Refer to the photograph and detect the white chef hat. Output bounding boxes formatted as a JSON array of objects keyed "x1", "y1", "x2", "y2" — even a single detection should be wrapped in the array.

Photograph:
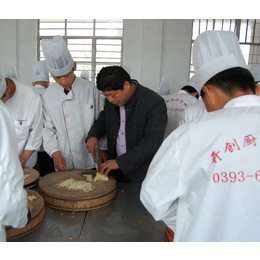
[
  {"x1": 33, "y1": 61, "x2": 49, "y2": 82},
  {"x1": 185, "y1": 75, "x2": 198, "y2": 91},
  {"x1": 5, "y1": 67, "x2": 19, "y2": 80},
  {"x1": 249, "y1": 64, "x2": 260, "y2": 83},
  {"x1": 158, "y1": 75, "x2": 171, "y2": 95},
  {"x1": 80, "y1": 70, "x2": 90, "y2": 81},
  {"x1": 0, "y1": 73, "x2": 6, "y2": 98},
  {"x1": 41, "y1": 36, "x2": 74, "y2": 77},
  {"x1": 193, "y1": 30, "x2": 250, "y2": 93}
]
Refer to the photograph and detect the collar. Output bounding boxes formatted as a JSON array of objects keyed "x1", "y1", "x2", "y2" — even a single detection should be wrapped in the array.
[
  {"x1": 224, "y1": 94, "x2": 260, "y2": 109},
  {"x1": 124, "y1": 80, "x2": 139, "y2": 108}
]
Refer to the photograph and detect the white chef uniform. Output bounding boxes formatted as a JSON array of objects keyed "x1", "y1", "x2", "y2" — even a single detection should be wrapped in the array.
[
  {"x1": 5, "y1": 79, "x2": 43, "y2": 168},
  {"x1": 0, "y1": 76, "x2": 28, "y2": 242},
  {"x1": 141, "y1": 30, "x2": 258, "y2": 242},
  {"x1": 162, "y1": 90, "x2": 197, "y2": 138},
  {"x1": 179, "y1": 98, "x2": 207, "y2": 125},
  {"x1": 42, "y1": 76, "x2": 105, "y2": 170},
  {"x1": 141, "y1": 95, "x2": 260, "y2": 241}
]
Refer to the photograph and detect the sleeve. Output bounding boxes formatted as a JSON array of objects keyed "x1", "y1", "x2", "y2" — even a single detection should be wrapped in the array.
[
  {"x1": 86, "y1": 101, "x2": 107, "y2": 144},
  {"x1": 0, "y1": 102, "x2": 28, "y2": 230},
  {"x1": 24, "y1": 95, "x2": 43, "y2": 151},
  {"x1": 179, "y1": 108, "x2": 188, "y2": 126},
  {"x1": 116, "y1": 97, "x2": 167, "y2": 174},
  {"x1": 93, "y1": 87, "x2": 107, "y2": 150},
  {"x1": 42, "y1": 98, "x2": 60, "y2": 157},
  {"x1": 140, "y1": 132, "x2": 184, "y2": 232}
]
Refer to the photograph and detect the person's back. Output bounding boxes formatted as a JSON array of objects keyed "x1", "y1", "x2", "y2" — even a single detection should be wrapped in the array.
[
  {"x1": 140, "y1": 30, "x2": 260, "y2": 242},
  {"x1": 162, "y1": 90, "x2": 197, "y2": 138},
  {"x1": 179, "y1": 98, "x2": 207, "y2": 125},
  {"x1": 160, "y1": 95, "x2": 260, "y2": 241},
  {"x1": 0, "y1": 75, "x2": 32, "y2": 241}
]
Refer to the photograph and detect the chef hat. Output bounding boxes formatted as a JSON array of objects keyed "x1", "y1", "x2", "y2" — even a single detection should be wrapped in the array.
[
  {"x1": 249, "y1": 64, "x2": 260, "y2": 83},
  {"x1": 0, "y1": 73, "x2": 6, "y2": 98},
  {"x1": 185, "y1": 75, "x2": 198, "y2": 91},
  {"x1": 80, "y1": 70, "x2": 90, "y2": 81},
  {"x1": 41, "y1": 36, "x2": 74, "y2": 77},
  {"x1": 5, "y1": 67, "x2": 19, "y2": 80},
  {"x1": 158, "y1": 75, "x2": 171, "y2": 95},
  {"x1": 33, "y1": 61, "x2": 49, "y2": 82},
  {"x1": 193, "y1": 30, "x2": 250, "y2": 93}
]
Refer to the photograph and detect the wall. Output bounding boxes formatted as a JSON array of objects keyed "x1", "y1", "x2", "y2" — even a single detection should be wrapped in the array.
[
  {"x1": 0, "y1": 19, "x2": 37, "y2": 86},
  {"x1": 122, "y1": 19, "x2": 193, "y2": 93},
  {"x1": 0, "y1": 19, "x2": 193, "y2": 92}
]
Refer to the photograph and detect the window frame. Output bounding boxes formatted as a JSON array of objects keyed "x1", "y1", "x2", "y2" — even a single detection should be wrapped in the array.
[
  {"x1": 189, "y1": 19, "x2": 260, "y2": 79},
  {"x1": 37, "y1": 19, "x2": 124, "y2": 83}
]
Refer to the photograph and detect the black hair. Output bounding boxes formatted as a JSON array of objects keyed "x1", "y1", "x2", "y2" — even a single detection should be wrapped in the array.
[
  {"x1": 201, "y1": 67, "x2": 255, "y2": 98},
  {"x1": 181, "y1": 85, "x2": 199, "y2": 99},
  {"x1": 96, "y1": 66, "x2": 131, "y2": 92}
]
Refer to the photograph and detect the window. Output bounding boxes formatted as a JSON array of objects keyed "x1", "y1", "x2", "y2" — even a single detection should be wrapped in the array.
[
  {"x1": 38, "y1": 19, "x2": 123, "y2": 83},
  {"x1": 190, "y1": 19, "x2": 260, "y2": 79}
]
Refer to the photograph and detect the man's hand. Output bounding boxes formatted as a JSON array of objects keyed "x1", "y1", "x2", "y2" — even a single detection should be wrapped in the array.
[
  {"x1": 86, "y1": 137, "x2": 99, "y2": 158},
  {"x1": 99, "y1": 159, "x2": 119, "y2": 176},
  {"x1": 27, "y1": 199, "x2": 33, "y2": 213},
  {"x1": 19, "y1": 150, "x2": 34, "y2": 167},
  {"x1": 99, "y1": 150, "x2": 108, "y2": 166},
  {"x1": 52, "y1": 151, "x2": 66, "y2": 171}
]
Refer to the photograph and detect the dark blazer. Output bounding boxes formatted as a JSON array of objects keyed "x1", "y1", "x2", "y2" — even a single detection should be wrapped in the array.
[{"x1": 86, "y1": 80, "x2": 167, "y2": 183}]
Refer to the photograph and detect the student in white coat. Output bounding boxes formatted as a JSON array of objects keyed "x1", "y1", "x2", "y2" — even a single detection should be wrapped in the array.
[
  {"x1": 41, "y1": 36, "x2": 105, "y2": 171},
  {"x1": 1, "y1": 74, "x2": 43, "y2": 168},
  {"x1": 140, "y1": 30, "x2": 260, "y2": 242},
  {"x1": 161, "y1": 76, "x2": 198, "y2": 139},
  {"x1": 32, "y1": 61, "x2": 49, "y2": 96},
  {"x1": 32, "y1": 61, "x2": 55, "y2": 176},
  {"x1": 179, "y1": 98, "x2": 207, "y2": 125},
  {"x1": 0, "y1": 74, "x2": 33, "y2": 242}
]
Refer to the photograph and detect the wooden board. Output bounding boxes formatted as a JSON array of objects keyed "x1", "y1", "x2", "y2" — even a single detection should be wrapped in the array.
[
  {"x1": 38, "y1": 169, "x2": 116, "y2": 211},
  {"x1": 6, "y1": 189, "x2": 45, "y2": 240},
  {"x1": 23, "y1": 167, "x2": 40, "y2": 189}
]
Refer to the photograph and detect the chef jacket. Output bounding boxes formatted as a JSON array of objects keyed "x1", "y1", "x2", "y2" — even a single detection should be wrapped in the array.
[
  {"x1": 0, "y1": 100, "x2": 29, "y2": 242},
  {"x1": 33, "y1": 84, "x2": 46, "y2": 96},
  {"x1": 140, "y1": 94, "x2": 260, "y2": 241},
  {"x1": 162, "y1": 90, "x2": 197, "y2": 139},
  {"x1": 179, "y1": 98, "x2": 207, "y2": 125},
  {"x1": 42, "y1": 77, "x2": 105, "y2": 170},
  {"x1": 5, "y1": 79, "x2": 43, "y2": 168}
]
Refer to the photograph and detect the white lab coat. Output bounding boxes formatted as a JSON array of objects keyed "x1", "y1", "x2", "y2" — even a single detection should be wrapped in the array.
[
  {"x1": 179, "y1": 98, "x2": 207, "y2": 125},
  {"x1": 162, "y1": 90, "x2": 198, "y2": 139},
  {"x1": 5, "y1": 79, "x2": 43, "y2": 168},
  {"x1": 0, "y1": 100, "x2": 28, "y2": 242},
  {"x1": 140, "y1": 95, "x2": 260, "y2": 241},
  {"x1": 42, "y1": 77, "x2": 105, "y2": 170}
]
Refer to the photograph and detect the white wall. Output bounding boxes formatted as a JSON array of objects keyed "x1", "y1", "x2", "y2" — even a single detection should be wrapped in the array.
[
  {"x1": 122, "y1": 19, "x2": 193, "y2": 93},
  {"x1": 0, "y1": 19, "x2": 193, "y2": 92},
  {"x1": 0, "y1": 19, "x2": 37, "y2": 86}
]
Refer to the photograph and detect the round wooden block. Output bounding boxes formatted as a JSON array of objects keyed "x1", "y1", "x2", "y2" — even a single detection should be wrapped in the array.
[
  {"x1": 23, "y1": 167, "x2": 40, "y2": 189},
  {"x1": 38, "y1": 169, "x2": 116, "y2": 211},
  {"x1": 6, "y1": 189, "x2": 45, "y2": 240}
]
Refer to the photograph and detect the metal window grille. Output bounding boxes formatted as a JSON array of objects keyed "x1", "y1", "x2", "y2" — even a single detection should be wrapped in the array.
[
  {"x1": 37, "y1": 19, "x2": 123, "y2": 83},
  {"x1": 190, "y1": 19, "x2": 260, "y2": 79}
]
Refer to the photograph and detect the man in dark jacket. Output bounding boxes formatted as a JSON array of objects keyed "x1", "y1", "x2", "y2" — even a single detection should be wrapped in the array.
[{"x1": 86, "y1": 66, "x2": 167, "y2": 183}]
